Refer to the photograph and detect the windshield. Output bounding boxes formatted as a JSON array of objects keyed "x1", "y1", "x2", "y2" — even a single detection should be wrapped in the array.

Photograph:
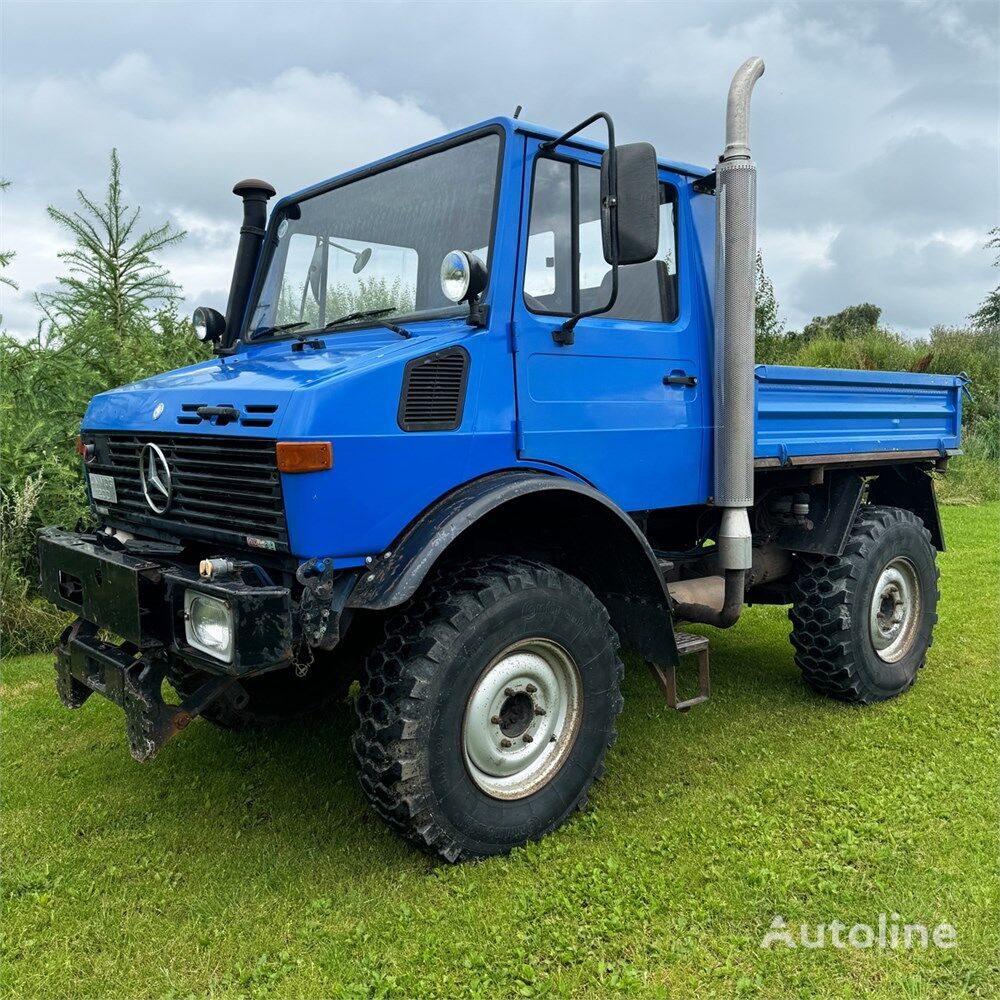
[{"x1": 247, "y1": 132, "x2": 502, "y2": 339}]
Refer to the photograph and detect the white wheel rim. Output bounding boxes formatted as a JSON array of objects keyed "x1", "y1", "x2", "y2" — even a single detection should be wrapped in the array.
[
  {"x1": 868, "y1": 556, "x2": 921, "y2": 663},
  {"x1": 462, "y1": 638, "x2": 583, "y2": 800}
]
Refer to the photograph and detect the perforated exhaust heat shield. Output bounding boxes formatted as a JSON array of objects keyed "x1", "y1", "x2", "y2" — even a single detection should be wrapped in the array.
[{"x1": 713, "y1": 157, "x2": 757, "y2": 509}]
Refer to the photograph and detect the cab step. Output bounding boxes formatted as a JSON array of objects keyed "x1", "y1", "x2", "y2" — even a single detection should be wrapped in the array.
[{"x1": 650, "y1": 631, "x2": 710, "y2": 711}]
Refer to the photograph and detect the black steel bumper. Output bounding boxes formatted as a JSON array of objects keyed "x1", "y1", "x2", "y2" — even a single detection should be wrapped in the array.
[{"x1": 38, "y1": 527, "x2": 295, "y2": 759}]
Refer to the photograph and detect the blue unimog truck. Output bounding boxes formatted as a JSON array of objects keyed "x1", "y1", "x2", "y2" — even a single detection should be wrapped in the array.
[{"x1": 39, "y1": 60, "x2": 966, "y2": 860}]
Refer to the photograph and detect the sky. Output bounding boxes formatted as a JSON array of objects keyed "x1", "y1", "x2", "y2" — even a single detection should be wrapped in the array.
[{"x1": 1, "y1": 0, "x2": 997, "y2": 338}]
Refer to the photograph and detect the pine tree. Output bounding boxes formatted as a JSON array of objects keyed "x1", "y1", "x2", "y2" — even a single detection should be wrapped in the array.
[
  {"x1": 36, "y1": 150, "x2": 185, "y2": 336},
  {"x1": 755, "y1": 251, "x2": 783, "y2": 338},
  {"x1": 969, "y1": 227, "x2": 1000, "y2": 331},
  {"x1": 0, "y1": 179, "x2": 17, "y2": 295}
]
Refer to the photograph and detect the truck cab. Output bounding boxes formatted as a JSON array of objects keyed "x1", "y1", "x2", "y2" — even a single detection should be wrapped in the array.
[{"x1": 39, "y1": 61, "x2": 964, "y2": 861}]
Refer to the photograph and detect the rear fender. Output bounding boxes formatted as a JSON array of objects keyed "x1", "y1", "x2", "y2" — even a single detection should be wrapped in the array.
[{"x1": 867, "y1": 465, "x2": 945, "y2": 551}]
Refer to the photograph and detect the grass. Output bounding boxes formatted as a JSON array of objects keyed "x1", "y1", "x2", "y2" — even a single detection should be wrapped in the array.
[{"x1": 2, "y1": 505, "x2": 997, "y2": 999}]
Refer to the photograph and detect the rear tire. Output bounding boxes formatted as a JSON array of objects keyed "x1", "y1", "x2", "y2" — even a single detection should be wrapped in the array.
[
  {"x1": 789, "y1": 505, "x2": 939, "y2": 704},
  {"x1": 352, "y1": 557, "x2": 624, "y2": 862}
]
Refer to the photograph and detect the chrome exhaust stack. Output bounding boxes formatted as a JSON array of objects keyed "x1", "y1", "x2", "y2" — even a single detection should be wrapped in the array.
[
  {"x1": 673, "y1": 57, "x2": 764, "y2": 629},
  {"x1": 714, "y1": 57, "x2": 764, "y2": 574}
]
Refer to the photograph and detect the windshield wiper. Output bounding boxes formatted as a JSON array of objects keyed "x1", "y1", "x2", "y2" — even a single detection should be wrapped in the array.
[
  {"x1": 251, "y1": 321, "x2": 309, "y2": 340},
  {"x1": 321, "y1": 307, "x2": 412, "y2": 339}
]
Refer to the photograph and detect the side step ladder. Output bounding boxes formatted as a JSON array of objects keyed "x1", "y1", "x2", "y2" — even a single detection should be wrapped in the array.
[{"x1": 650, "y1": 632, "x2": 710, "y2": 711}]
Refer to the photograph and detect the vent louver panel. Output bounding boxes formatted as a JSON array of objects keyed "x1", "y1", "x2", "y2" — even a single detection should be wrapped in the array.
[
  {"x1": 398, "y1": 347, "x2": 470, "y2": 432},
  {"x1": 176, "y1": 403, "x2": 280, "y2": 428},
  {"x1": 88, "y1": 433, "x2": 288, "y2": 550}
]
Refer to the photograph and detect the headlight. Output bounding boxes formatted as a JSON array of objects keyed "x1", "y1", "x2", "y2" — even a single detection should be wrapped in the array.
[{"x1": 184, "y1": 591, "x2": 234, "y2": 662}]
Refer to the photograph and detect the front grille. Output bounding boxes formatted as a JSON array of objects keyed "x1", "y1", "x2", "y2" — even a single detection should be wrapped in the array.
[{"x1": 88, "y1": 433, "x2": 288, "y2": 549}]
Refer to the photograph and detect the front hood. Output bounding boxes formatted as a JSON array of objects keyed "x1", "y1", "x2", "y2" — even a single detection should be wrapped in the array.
[{"x1": 83, "y1": 321, "x2": 466, "y2": 436}]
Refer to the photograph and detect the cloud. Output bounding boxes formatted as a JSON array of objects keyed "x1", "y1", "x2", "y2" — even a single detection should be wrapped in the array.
[
  {"x1": 1, "y1": 1, "x2": 997, "y2": 338},
  {"x1": 2, "y1": 57, "x2": 446, "y2": 333}
]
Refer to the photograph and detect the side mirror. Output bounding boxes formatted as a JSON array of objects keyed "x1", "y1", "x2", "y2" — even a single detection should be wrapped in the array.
[
  {"x1": 601, "y1": 142, "x2": 660, "y2": 266},
  {"x1": 193, "y1": 306, "x2": 226, "y2": 344}
]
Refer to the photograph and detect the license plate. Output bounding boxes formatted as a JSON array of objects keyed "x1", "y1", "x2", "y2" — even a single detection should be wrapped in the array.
[{"x1": 89, "y1": 473, "x2": 118, "y2": 504}]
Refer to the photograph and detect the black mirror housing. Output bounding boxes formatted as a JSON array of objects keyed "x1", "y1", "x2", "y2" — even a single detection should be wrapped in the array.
[{"x1": 601, "y1": 142, "x2": 660, "y2": 266}]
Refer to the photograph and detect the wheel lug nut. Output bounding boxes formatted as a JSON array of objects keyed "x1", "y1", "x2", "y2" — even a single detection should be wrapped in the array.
[
  {"x1": 523, "y1": 733, "x2": 533, "y2": 743},
  {"x1": 550, "y1": 735, "x2": 557, "y2": 743},
  {"x1": 525, "y1": 683, "x2": 537, "y2": 694},
  {"x1": 500, "y1": 738, "x2": 512, "y2": 748},
  {"x1": 504, "y1": 687, "x2": 515, "y2": 697},
  {"x1": 491, "y1": 715, "x2": 500, "y2": 725},
  {"x1": 534, "y1": 707, "x2": 546, "y2": 716}
]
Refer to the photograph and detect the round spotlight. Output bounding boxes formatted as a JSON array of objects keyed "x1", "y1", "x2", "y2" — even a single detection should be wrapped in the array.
[
  {"x1": 192, "y1": 306, "x2": 226, "y2": 343},
  {"x1": 440, "y1": 250, "x2": 488, "y2": 304}
]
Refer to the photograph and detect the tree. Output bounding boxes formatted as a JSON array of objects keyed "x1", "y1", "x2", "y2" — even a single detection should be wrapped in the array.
[
  {"x1": 0, "y1": 180, "x2": 17, "y2": 318},
  {"x1": 802, "y1": 303, "x2": 881, "y2": 342},
  {"x1": 0, "y1": 179, "x2": 16, "y2": 289},
  {"x1": 755, "y1": 251, "x2": 783, "y2": 339},
  {"x1": 969, "y1": 227, "x2": 1000, "y2": 331},
  {"x1": 36, "y1": 150, "x2": 185, "y2": 336}
]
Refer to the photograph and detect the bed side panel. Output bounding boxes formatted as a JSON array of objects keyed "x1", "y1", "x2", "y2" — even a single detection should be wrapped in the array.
[{"x1": 754, "y1": 365, "x2": 964, "y2": 461}]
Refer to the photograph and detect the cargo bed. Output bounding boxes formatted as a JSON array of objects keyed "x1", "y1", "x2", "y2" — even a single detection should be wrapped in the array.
[{"x1": 754, "y1": 366, "x2": 966, "y2": 467}]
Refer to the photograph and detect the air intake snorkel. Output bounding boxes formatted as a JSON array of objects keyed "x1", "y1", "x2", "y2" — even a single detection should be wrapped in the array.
[
  {"x1": 672, "y1": 57, "x2": 764, "y2": 629},
  {"x1": 222, "y1": 178, "x2": 277, "y2": 349}
]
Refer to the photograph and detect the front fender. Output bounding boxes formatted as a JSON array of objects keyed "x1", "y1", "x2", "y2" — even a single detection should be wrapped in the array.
[{"x1": 346, "y1": 470, "x2": 679, "y2": 666}]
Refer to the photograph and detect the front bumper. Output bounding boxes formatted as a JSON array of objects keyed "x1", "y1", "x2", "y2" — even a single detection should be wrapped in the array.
[{"x1": 38, "y1": 527, "x2": 295, "y2": 759}]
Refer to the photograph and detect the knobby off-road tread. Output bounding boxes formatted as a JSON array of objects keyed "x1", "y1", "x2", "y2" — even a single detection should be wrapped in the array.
[
  {"x1": 789, "y1": 505, "x2": 939, "y2": 703},
  {"x1": 352, "y1": 557, "x2": 624, "y2": 862}
]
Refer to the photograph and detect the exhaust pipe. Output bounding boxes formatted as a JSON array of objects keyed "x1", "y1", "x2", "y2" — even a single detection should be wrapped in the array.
[
  {"x1": 224, "y1": 178, "x2": 276, "y2": 345},
  {"x1": 673, "y1": 57, "x2": 764, "y2": 629}
]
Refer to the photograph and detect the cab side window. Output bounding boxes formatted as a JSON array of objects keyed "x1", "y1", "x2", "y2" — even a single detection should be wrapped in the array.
[{"x1": 523, "y1": 155, "x2": 679, "y2": 324}]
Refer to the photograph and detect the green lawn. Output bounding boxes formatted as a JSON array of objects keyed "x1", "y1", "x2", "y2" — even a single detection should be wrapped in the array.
[{"x1": 3, "y1": 505, "x2": 997, "y2": 999}]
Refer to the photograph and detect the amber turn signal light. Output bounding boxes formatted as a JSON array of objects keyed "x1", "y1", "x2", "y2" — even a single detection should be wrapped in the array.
[{"x1": 276, "y1": 441, "x2": 333, "y2": 473}]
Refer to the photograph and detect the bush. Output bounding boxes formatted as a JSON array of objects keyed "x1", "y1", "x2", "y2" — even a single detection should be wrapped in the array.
[
  {"x1": 793, "y1": 327, "x2": 924, "y2": 372},
  {"x1": 0, "y1": 309, "x2": 207, "y2": 651},
  {"x1": 0, "y1": 473, "x2": 70, "y2": 657}
]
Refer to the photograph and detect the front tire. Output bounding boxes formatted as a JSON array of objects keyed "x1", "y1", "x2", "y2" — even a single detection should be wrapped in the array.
[
  {"x1": 352, "y1": 557, "x2": 624, "y2": 861},
  {"x1": 789, "y1": 505, "x2": 939, "y2": 704}
]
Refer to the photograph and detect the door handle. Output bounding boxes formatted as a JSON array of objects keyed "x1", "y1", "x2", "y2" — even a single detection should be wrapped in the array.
[{"x1": 663, "y1": 373, "x2": 697, "y2": 388}]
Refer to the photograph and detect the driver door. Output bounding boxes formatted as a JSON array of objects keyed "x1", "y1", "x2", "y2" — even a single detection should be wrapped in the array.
[{"x1": 512, "y1": 138, "x2": 707, "y2": 512}]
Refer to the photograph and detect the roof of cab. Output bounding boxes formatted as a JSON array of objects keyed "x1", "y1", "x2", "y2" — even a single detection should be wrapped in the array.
[{"x1": 274, "y1": 116, "x2": 712, "y2": 211}]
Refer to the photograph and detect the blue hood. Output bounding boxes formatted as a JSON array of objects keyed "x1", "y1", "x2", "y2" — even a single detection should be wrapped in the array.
[{"x1": 83, "y1": 322, "x2": 466, "y2": 437}]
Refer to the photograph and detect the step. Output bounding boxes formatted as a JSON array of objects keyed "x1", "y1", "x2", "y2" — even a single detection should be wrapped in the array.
[{"x1": 649, "y1": 630, "x2": 710, "y2": 711}]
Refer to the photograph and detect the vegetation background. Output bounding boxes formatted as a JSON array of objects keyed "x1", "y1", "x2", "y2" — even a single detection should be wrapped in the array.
[{"x1": 0, "y1": 158, "x2": 997, "y2": 658}]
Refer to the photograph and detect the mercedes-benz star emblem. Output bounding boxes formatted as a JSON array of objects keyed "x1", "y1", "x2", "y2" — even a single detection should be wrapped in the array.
[{"x1": 139, "y1": 443, "x2": 172, "y2": 514}]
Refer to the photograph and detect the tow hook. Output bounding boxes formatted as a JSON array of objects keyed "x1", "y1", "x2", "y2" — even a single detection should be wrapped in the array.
[{"x1": 295, "y1": 558, "x2": 358, "y2": 652}]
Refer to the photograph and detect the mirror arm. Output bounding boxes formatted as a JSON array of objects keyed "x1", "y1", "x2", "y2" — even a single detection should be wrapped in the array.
[
  {"x1": 542, "y1": 112, "x2": 621, "y2": 347},
  {"x1": 318, "y1": 238, "x2": 330, "y2": 326}
]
